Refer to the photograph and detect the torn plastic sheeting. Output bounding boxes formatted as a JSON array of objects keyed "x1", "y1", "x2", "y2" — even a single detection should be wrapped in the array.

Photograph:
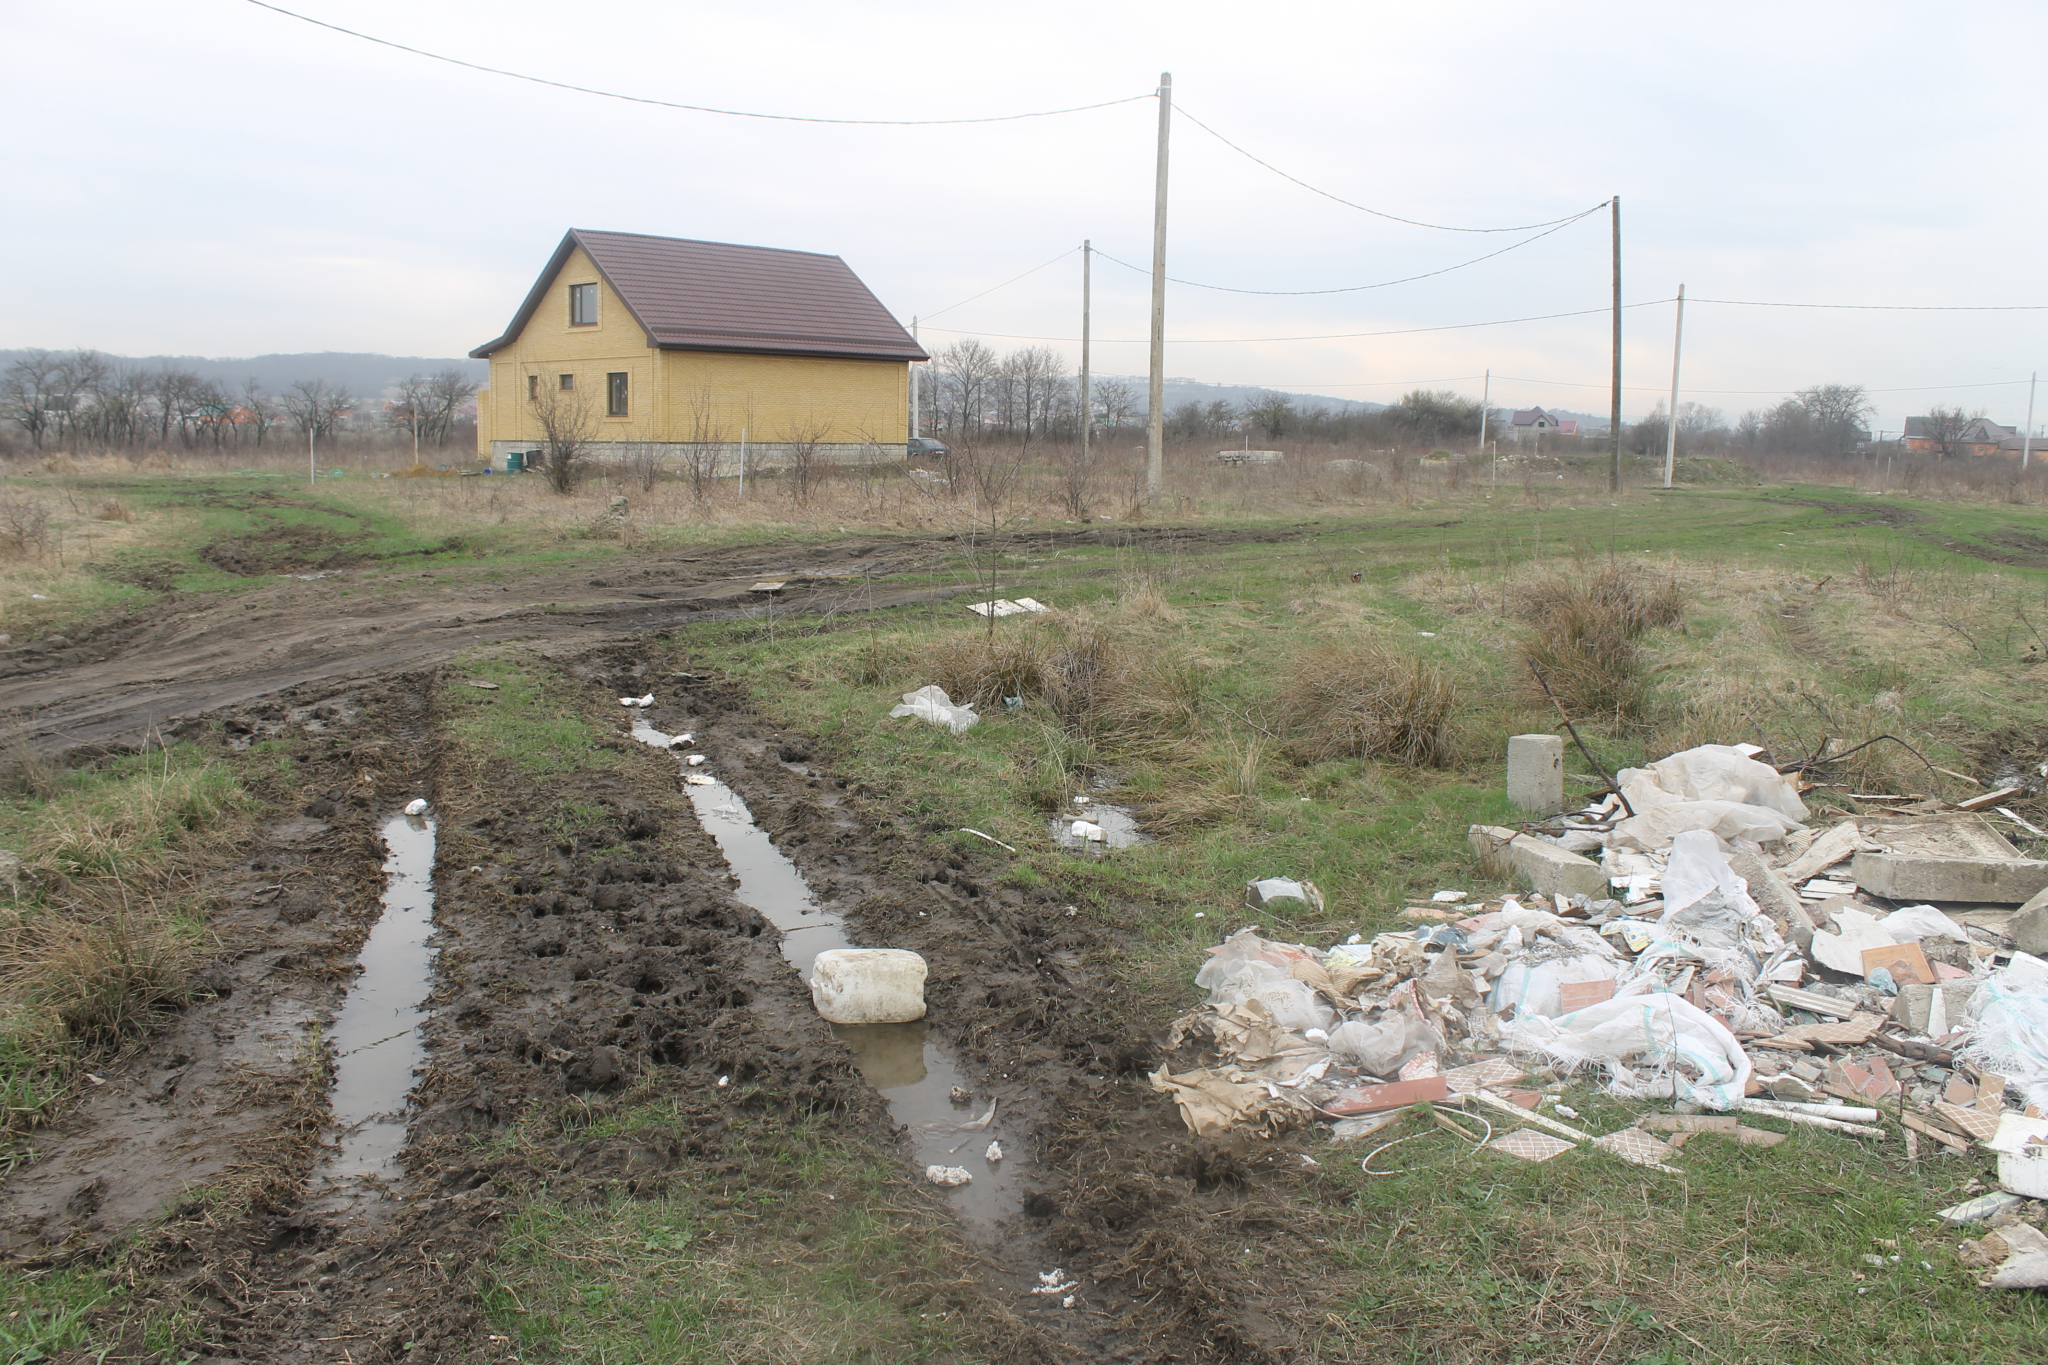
[
  {"x1": 1878, "y1": 904, "x2": 1970, "y2": 943},
  {"x1": 1977, "y1": 1223, "x2": 2048, "y2": 1290},
  {"x1": 888, "y1": 685, "x2": 979, "y2": 734},
  {"x1": 1610, "y1": 800, "x2": 1806, "y2": 853},
  {"x1": 1327, "y1": 1012, "x2": 1437, "y2": 1076},
  {"x1": 1660, "y1": 830, "x2": 1762, "y2": 919},
  {"x1": 1616, "y1": 745, "x2": 1810, "y2": 821},
  {"x1": 1500, "y1": 991, "x2": 1752, "y2": 1110},
  {"x1": 1961, "y1": 955, "x2": 2048, "y2": 1114},
  {"x1": 1489, "y1": 953, "x2": 1623, "y2": 1022}
]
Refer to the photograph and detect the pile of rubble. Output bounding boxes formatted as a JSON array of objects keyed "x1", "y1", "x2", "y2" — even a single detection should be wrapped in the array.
[{"x1": 1152, "y1": 742, "x2": 2048, "y2": 1289}]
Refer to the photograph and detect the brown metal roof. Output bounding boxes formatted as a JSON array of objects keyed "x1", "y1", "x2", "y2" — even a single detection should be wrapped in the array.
[{"x1": 470, "y1": 229, "x2": 928, "y2": 363}]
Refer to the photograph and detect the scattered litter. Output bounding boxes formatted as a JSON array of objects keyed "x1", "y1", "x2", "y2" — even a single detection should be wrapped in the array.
[
  {"x1": 686, "y1": 754, "x2": 707, "y2": 767},
  {"x1": 1937, "y1": 1191, "x2": 2024, "y2": 1226},
  {"x1": 1432, "y1": 889, "x2": 1467, "y2": 903},
  {"x1": 466, "y1": 680, "x2": 500, "y2": 690},
  {"x1": 959, "y1": 828, "x2": 1018, "y2": 853},
  {"x1": 889, "y1": 685, "x2": 979, "y2": 733},
  {"x1": 403, "y1": 798, "x2": 429, "y2": 816},
  {"x1": 985, "y1": 1141, "x2": 1004, "y2": 1163},
  {"x1": 1327, "y1": 1112, "x2": 1404, "y2": 1142},
  {"x1": 716, "y1": 1075, "x2": 730, "y2": 1087},
  {"x1": 1031, "y1": 1269, "x2": 1078, "y2": 1295},
  {"x1": 618, "y1": 693, "x2": 655, "y2": 707},
  {"x1": 1245, "y1": 877, "x2": 1324, "y2": 911},
  {"x1": 684, "y1": 775, "x2": 715, "y2": 786},
  {"x1": 1968, "y1": 1222, "x2": 2048, "y2": 1289},
  {"x1": 925, "y1": 1165, "x2": 973, "y2": 1187}
]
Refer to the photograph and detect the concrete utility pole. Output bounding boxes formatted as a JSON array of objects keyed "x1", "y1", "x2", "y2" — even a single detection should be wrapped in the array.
[
  {"x1": 1079, "y1": 241, "x2": 1092, "y2": 471},
  {"x1": 1476, "y1": 369, "x2": 1490, "y2": 452},
  {"x1": 909, "y1": 317, "x2": 920, "y2": 443},
  {"x1": 2024, "y1": 371, "x2": 2037, "y2": 472},
  {"x1": 1662, "y1": 284, "x2": 1686, "y2": 490},
  {"x1": 1147, "y1": 72, "x2": 1172, "y2": 504},
  {"x1": 1609, "y1": 196, "x2": 1622, "y2": 493}
]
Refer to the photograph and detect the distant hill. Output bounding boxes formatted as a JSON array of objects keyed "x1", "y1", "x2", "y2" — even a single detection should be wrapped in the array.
[
  {"x1": 1099, "y1": 375, "x2": 1383, "y2": 416},
  {"x1": 0, "y1": 350, "x2": 487, "y2": 398}
]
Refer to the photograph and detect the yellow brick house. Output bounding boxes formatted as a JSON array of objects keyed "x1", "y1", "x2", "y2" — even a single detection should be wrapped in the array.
[{"x1": 471, "y1": 229, "x2": 926, "y2": 472}]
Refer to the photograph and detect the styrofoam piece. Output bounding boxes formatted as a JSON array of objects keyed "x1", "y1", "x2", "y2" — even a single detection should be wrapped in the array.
[
  {"x1": 810, "y1": 948, "x2": 928, "y2": 1025},
  {"x1": 403, "y1": 798, "x2": 429, "y2": 816}
]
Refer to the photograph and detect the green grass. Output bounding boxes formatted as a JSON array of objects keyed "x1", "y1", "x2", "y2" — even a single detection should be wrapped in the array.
[
  {"x1": 444, "y1": 656, "x2": 622, "y2": 777},
  {"x1": 479, "y1": 1093, "x2": 981, "y2": 1364},
  {"x1": 5, "y1": 746, "x2": 247, "y2": 880}
]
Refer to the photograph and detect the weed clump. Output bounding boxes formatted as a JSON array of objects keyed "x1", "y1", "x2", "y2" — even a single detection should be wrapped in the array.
[
  {"x1": 926, "y1": 620, "x2": 1203, "y2": 753},
  {"x1": 1511, "y1": 564, "x2": 1686, "y2": 722},
  {"x1": 1277, "y1": 644, "x2": 1460, "y2": 767}
]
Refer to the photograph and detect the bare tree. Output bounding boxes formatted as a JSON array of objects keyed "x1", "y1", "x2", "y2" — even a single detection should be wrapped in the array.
[
  {"x1": 1795, "y1": 383, "x2": 1876, "y2": 455},
  {"x1": 681, "y1": 381, "x2": 726, "y2": 502},
  {"x1": 1913, "y1": 405, "x2": 1979, "y2": 461},
  {"x1": 240, "y1": 377, "x2": 277, "y2": 448},
  {"x1": 51, "y1": 351, "x2": 108, "y2": 448},
  {"x1": 426, "y1": 368, "x2": 478, "y2": 447},
  {"x1": 391, "y1": 373, "x2": 433, "y2": 463},
  {"x1": 1092, "y1": 377, "x2": 1138, "y2": 432},
  {"x1": 934, "y1": 338, "x2": 999, "y2": 492},
  {"x1": 280, "y1": 379, "x2": 354, "y2": 446},
  {"x1": 1, "y1": 350, "x2": 61, "y2": 449},
  {"x1": 524, "y1": 370, "x2": 596, "y2": 493},
  {"x1": 782, "y1": 414, "x2": 833, "y2": 505}
]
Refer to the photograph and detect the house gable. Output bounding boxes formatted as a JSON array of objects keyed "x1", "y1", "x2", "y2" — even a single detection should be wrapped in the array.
[{"x1": 472, "y1": 229, "x2": 927, "y2": 363}]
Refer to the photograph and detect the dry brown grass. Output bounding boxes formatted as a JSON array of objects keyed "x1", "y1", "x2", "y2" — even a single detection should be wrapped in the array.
[
  {"x1": 2, "y1": 904, "x2": 203, "y2": 1044},
  {"x1": 1276, "y1": 643, "x2": 1461, "y2": 767},
  {"x1": 1509, "y1": 563, "x2": 1688, "y2": 724}
]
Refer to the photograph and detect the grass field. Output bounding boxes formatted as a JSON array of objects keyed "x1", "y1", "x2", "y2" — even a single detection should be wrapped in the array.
[{"x1": 5, "y1": 461, "x2": 2047, "y2": 1361}]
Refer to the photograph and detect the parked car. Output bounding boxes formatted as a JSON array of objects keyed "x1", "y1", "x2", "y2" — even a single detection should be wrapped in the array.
[{"x1": 907, "y1": 437, "x2": 950, "y2": 460}]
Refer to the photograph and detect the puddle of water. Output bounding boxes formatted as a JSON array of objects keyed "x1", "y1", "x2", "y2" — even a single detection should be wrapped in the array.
[
  {"x1": 1051, "y1": 802, "x2": 1145, "y2": 851},
  {"x1": 314, "y1": 812, "x2": 437, "y2": 1193},
  {"x1": 631, "y1": 715, "x2": 1026, "y2": 1227}
]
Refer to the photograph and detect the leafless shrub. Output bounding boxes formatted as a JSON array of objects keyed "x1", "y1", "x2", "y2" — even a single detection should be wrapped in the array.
[
  {"x1": 924, "y1": 618, "x2": 1204, "y2": 753},
  {"x1": 1277, "y1": 644, "x2": 1460, "y2": 767},
  {"x1": 4, "y1": 909, "x2": 201, "y2": 1044},
  {"x1": 94, "y1": 498, "x2": 133, "y2": 522},
  {"x1": 1511, "y1": 565, "x2": 1688, "y2": 723},
  {"x1": 0, "y1": 490, "x2": 52, "y2": 558}
]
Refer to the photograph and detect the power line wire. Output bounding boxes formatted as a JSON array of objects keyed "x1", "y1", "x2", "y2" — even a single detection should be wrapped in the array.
[
  {"x1": 1692, "y1": 297, "x2": 2048, "y2": 312},
  {"x1": 918, "y1": 299, "x2": 1674, "y2": 345},
  {"x1": 1091, "y1": 206, "x2": 1601, "y2": 296},
  {"x1": 1491, "y1": 373, "x2": 2034, "y2": 396},
  {"x1": 244, "y1": 1, "x2": 1151, "y2": 124},
  {"x1": 918, "y1": 248, "x2": 1079, "y2": 322},
  {"x1": 1177, "y1": 104, "x2": 1611, "y2": 234}
]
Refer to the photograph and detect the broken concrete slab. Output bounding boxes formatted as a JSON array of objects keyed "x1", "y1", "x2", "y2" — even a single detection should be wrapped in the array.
[
  {"x1": 1861, "y1": 813, "x2": 2022, "y2": 860},
  {"x1": 1892, "y1": 980, "x2": 1982, "y2": 1033},
  {"x1": 1469, "y1": 824, "x2": 1607, "y2": 899},
  {"x1": 1728, "y1": 849, "x2": 1815, "y2": 930},
  {"x1": 1851, "y1": 852, "x2": 2048, "y2": 905},
  {"x1": 1507, "y1": 734, "x2": 1564, "y2": 815},
  {"x1": 2011, "y1": 885, "x2": 2048, "y2": 956},
  {"x1": 1776, "y1": 821, "x2": 1869, "y2": 886}
]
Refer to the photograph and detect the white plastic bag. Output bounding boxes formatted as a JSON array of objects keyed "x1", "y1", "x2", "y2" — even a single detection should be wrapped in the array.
[
  {"x1": 888, "y1": 685, "x2": 980, "y2": 734},
  {"x1": 1612, "y1": 800, "x2": 1805, "y2": 852},
  {"x1": 1328, "y1": 1013, "x2": 1435, "y2": 1076},
  {"x1": 1880, "y1": 904, "x2": 1969, "y2": 943},
  {"x1": 1501, "y1": 991, "x2": 1753, "y2": 1109},
  {"x1": 1962, "y1": 955, "x2": 2048, "y2": 1113},
  {"x1": 1617, "y1": 745, "x2": 1809, "y2": 819}
]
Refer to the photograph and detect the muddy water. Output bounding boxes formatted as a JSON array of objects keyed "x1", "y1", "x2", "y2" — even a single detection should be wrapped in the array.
[
  {"x1": 632, "y1": 716, "x2": 1025, "y2": 1228},
  {"x1": 313, "y1": 812, "x2": 437, "y2": 1194}
]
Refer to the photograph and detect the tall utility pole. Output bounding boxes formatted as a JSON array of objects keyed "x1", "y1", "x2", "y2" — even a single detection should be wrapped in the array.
[
  {"x1": 1476, "y1": 369, "x2": 1490, "y2": 452},
  {"x1": 2024, "y1": 371, "x2": 2038, "y2": 472},
  {"x1": 1146, "y1": 72, "x2": 1172, "y2": 504},
  {"x1": 1079, "y1": 241, "x2": 1092, "y2": 471},
  {"x1": 1608, "y1": 196, "x2": 1622, "y2": 493},
  {"x1": 909, "y1": 317, "x2": 920, "y2": 442},
  {"x1": 1662, "y1": 284, "x2": 1686, "y2": 490},
  {"x1": 308, "y1": 423, "x2": 316, "y2": 488}
]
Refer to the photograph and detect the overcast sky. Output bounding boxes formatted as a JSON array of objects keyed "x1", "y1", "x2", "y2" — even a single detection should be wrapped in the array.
[{"x1": 8, "y1": 0, "x2": 2047, "y2": 430}]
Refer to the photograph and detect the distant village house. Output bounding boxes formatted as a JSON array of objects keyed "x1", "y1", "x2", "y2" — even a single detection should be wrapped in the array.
[
  {"x1": 1508, "y1": 407, "x2": 1561, "y2": 444},
  {"x1": 1902, "y1": 415, "x2": 2017, "y2": 457},
  {"x1": 471, "y1": 229, "x2": 927, "y2": 472}
]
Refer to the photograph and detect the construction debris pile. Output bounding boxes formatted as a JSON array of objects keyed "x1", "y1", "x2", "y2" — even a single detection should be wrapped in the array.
[{"x1": 1153, "y1": 742, "x2": 2048, "y2": 1289}]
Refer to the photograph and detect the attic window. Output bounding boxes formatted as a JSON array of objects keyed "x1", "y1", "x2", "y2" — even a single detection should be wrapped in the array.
[{"x1": 569, "y1": 283, "x2": 598, "y2": 327}]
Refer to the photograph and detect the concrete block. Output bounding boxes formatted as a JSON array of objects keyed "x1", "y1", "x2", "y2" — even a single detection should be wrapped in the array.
[
  {"x1": 1507, "y1": 734, "x2": 1565, "y2": 815},
  {"x1": 1851, "y1": 853, "x2": 2048, "y2": 905},
  {"x1": 1470, "y1": 824, "x2": 1608, "y2": 900},
  {"x1": 1727, "y1": 850, "x2": 1814, "y2": 930},
  {"x1": 2013, "y1": 886, "x2": 2048, "y2": 956}
]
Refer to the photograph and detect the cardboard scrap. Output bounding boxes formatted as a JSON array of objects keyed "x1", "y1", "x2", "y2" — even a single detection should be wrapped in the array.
[
  {"x1": 1149, "y1": 1065, "x2": 1302, "y2": 1136},
  {"x1": 1979, "y1": 1222, "x2": 2048, "y2": 1290},
  {"x1": 1860, "y1": 941, "x2": 1935, "y2": 987},
  {"x1": 1643, "y1": 1113, "x2": 1738, "y2": 1134},
  {"x1": 1487, "y1": 1130, "x2": 1576, "y2": 1163}
]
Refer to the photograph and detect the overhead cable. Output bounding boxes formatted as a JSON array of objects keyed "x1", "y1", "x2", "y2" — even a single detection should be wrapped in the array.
[
  {"x1": 1492, "y1": 373, "x2": 2036, "y2": 396},
  {"x1": 1690, "y1": 297, "x2": 2048, "y2": 312},
  {"x1": 244, "y1": 2, "x2": 1150, "y2": 124},
  {"x1": 1092, "y1": 207, "x2": 1601, "y2": 296},
  {"x1": 918, "y1": 248, "x2": 1080, "y2": 323},
  {"x1": 1177, "y1": 105, "x2": 1611, "y2": 233},
  {"x1": 918, "y1": 299, "x2": 1674, "y2": 345}
]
